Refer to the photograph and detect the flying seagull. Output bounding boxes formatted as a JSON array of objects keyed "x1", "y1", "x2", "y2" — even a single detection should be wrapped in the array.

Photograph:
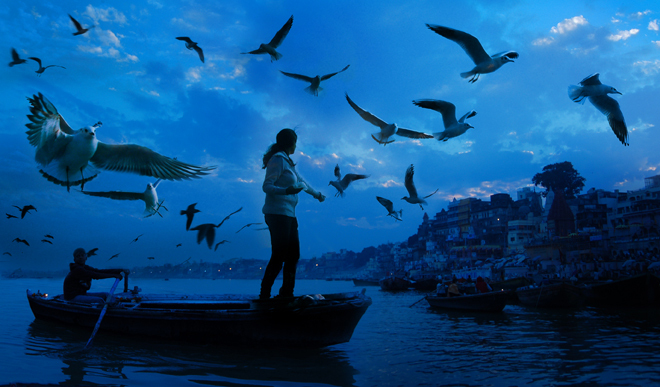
[
  {"x1": 345, "y1": 93, "x2": 433, "y2": 145},
  {"x1": 130, "y1": 234, "x2": 144, "y2": 244},
  {"x1": 402, "y1": 164, "x2": 438, "y2": 210},
  {"x1": 568, "y1": 73, "x2": 628, "y2": 146},
  {"x1": 147, "y1": 256, "x2": 155, "y2": 260},
  {"x1": 329, "y1": 164, "x2": 369, "y2": 197},
  {"x1": 175, "y1": 37, "x2": 204, "y2": 63},
  {"x1": 86, "y1": 248, "x2": 99, "y2": 257},
  {"x1": 426, "y1": 24, "x2": 518, "y2": 83},
  {"x1": 190, "y1": 207, "x2": 242, "y2": 249},
  {"x1": 235, "y1": 222, "x2": 263, "y2": 233},
  {"x1": 181, "y1": 203, "x2": 201, "y2": 231},
  {"x1": 41, "y1": 239, "x2": 53, "y2": 244},
  {"x1": 376, "y1": 196, "x2": 403, "y2": 221},
  {"x1": 218, "y1": 207, "x2": 243, "y2": 228},
  {"x1": 81, "y1": 180, "x2": 166, "y2": 217},
  {"x1": 6, "y1": 213, "x2": 18, "y2": 219},
  {"x1": 2, "y1": 252, "x2": 11, "y2": 256},
  {"x1": 69, "y1": 14, "x2": 95, "y2": 35},
  {"x1": 175, "y1": 243, "x2": 182, "y2": 248},
  {"x1": 214, "y1": 240, "x2": 229, "y2": 251},
  {"x1": 13, "y1": 205, "x2": 37, "y2": 219},
  {"x1": 412, "y1": 99, "x2": 477, "y2": 141},
  {"x1": 280, "y1": 65, "x2": 350, "y2": 96},
  {"x1": 25, "y1": 93, "x2": 216, "y2": 191},
  {"x1": 13, "y1": 238, "x2": 29, "y2": 246},
  {"x1": 9, "y1": 48, "x2": 27, "y2": 67},
  {"x1": 28, "y1": 57, "x2": 66, "y2": 77},
  {"x1": 108, "y1": 253, "x2": 120, "y2": 261},
  {"x1": 44, "y1": 234, "x2": 54, "y2": 239},
  {"x1": 241, "y1": 15, "x2": 293, "y2": 62}
]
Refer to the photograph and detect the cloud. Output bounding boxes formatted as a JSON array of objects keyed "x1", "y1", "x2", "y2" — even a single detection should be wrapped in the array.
[
  {"x1": 532, "y1": 37, "x2": 554, "y2": 46},
  {"x1": 629, "y1": 10, "x2": 652, "y2": 20},
  {"x1": 550, "y1": 16, "x2": 588, "y2": 34},
  {"x1": 96, "y1": 29, "x2": 122, "y2": 47},
  {"x1": 608, "y1": 29, "x2": 640, "y2": 41},
  {"x1": 654, "y1": 41, "x2": 660, "y2": 47},
  {"x1": 85, "y1": 5, "x2": 127, "y2": 25},
  {"x1": 650, "y1": 20, "x2": 659, "y2": 31},
  {"x1": 633, "y1": 59, "x2": 660, "y2": 75}
]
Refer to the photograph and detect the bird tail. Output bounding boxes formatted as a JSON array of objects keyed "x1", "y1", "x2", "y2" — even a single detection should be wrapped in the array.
[
  {"x1": 304, "y1": 85, "x2": 321, "y2": 96},
  {"x1": 460, "y1": 71, "x2": 474, "y2": 79},
  {"x1": 39, "y1": 163, "x2": 100, "y2": 190},
  {"x1": 371, "y1": 133, "x2": 395, "y2": 145},
  {"x1": 568, "y1": 85, "x2": 587, "y2": 104},
  {"x1": 432, "y1": 131, "x2": 446, "y2": 141},
  {"x1": 270, "y1": 51, "x2": 283, "y2": 62}
]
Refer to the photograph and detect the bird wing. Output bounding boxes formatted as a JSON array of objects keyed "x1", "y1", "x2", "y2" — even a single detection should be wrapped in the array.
[
  {"x1": 28, "y1": 57, "x2": 42, "y2": 66},
  {"x1": 377, "y1": 196, "x2": 394, "y2": 212},
  {"x1": 345, "y1": 94, "x2": 388, "y2": 128},
  {"x1": 334, "y1": 164, "x2": 341, "y2": 180},
  {"x1": 82, "y1": 190, "x2": 144, "y2": 201},
  {"x1": 176, "y1": 37, "x2": 193, "y2": 43},
  {"x1": 413, "y1": 99, "x2": 457, "y2": 128},
  {"x1": 422, "y1": 188, "x2": 439, "y2": 199},
  {"x1": 241, "y1": 48, "x2": 267, "y2": 55},
  {"x1": 426, "y1": 24, "x2": 490, "y2": 65},
  {"x1": 193, "y1": 46, "x2": 204, "y2": 63},
  {"x1": 68, "y1": 14, "x2": 83, "y2": 31},
  {"x1": 218, "y1": 207, "x2": 243, "y2": 227},
  {"x1": 579, "y1": 73, "x2": 601, "y2": 86},
  {"x1": 458, "y1": 110, "x2": 477, "y2": 123},
  {"x1": 280, "y1": 70, "x2": 314, "y2": 83},
  {"x1": 268, "y1": 15, "x2": 294, "y2": 48},
  {"x1": 492, "y1": 51, "x2": 519, "y2": 60},
  {"x1": 25, "y1": 93, "x2": 76, "y2": 166},
  {"x1": 395, "y1": 128, "x2": 434, "y2": 139},
  {"x1": 91, "y1": 142, "x2": 215, "y2": 180},
  {"x1": 11, "y1": 48, "x2": 22, "y2": 61},
  {"x1": 404, "y1": 165, "x2": 418, "y2": 198},
  {"x1": 589, "y1": 95, "x2": 628, "y2": 145},
  {"x1": 320, "y1": 65, "x2": 350, "y2": 80},
  {"x1": 87, "y1": 248, "x2": 98, "y2": 256}
]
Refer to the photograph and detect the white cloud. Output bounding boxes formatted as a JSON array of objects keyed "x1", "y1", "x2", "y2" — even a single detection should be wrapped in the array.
[
  {"x1": 97, "y1": 29, "x2": 122, "y2": 47},
  {"x1": 77, "y1": 45, "x2": 102, "y2": 54},
  {"x1": 550, "y1": 16, "x2": 588, "y2": 34},
  {"x1": 532, "y1": 37, "x2": 554, "y2": 46},
  {"x1": 611, "y1": 17, "x2": 621, "y2": 24},
  {"x1": 608, "y1": 29, "x2": 640, "y2": 41},
  {"x1": 629, "y1": 10, "x2": 652, "y2": 20},
  {"x1": 649, "y1": 20, "x2": 659, "y2": 31},
  {"x1": 85, "y1": 5, "x2": 127, "y2": 24},
  {"x1": 633, "y1": 59, "x2": 660, "y2": 75},
  {"x1": 653, "y1": 41, "x2": 660, "y2": 47},
  {"x1": 147, "y1": 0, "x2": 163, "y2": 9}
]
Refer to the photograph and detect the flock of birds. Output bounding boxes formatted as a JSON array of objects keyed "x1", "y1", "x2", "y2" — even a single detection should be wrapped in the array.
[{"x1": 6, "y1": 10, "x2": 633, "y2": 263}]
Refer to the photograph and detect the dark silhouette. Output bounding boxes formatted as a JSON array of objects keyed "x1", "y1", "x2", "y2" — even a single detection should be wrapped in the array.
[
  {"x1": 44, "y1": 234, "x2": 54, "y2": 239},
  {"x1": 6, "y1": 213, "x2": 18, "y2": 219},
  {"x1": 86, "y1": 248, "x2": 99, "y2": 257},
  {"x1": 532, "y1": 161, "x2": 586, "y2": 199},
  {"x1": 108, "y1": 253, "x2": 120, "y2": 261},
  {"x1": 13, "y1": 205, "x2": 37, "y2": 219},
  {"x1": 9, "y1": 48, "x2": 27, "y2": 67},
  {"x1": 241, "y1": 15, "x2": 293, "y2": 62},
  {"x1": 69, "y1": 14, "x2": 95, "y2": 35},
  {"x1": 28, "y1": 57, "x2": 66, "y2": 76},
  {"x1": 279, "y1": 65, "x2": 350, "y2": 96},
  {"x1": 63, "y1": 247, "x2": 126, "y2": 302},
  {"x1": 214, "y1": 240, "x2": 229, "y2": 251},
  {"x1": 181, "y1": 203, "x2": 200, "y2": 231},
  {"x1": 41, "y1": 239, "x2": 53, "y2": 244},
  {"x1": 176, "y1": 37, "x2": 204, "y2": 63},
  {"x1": 130, "y1": 234, "x2": 144, "y2": 243},
  {"x1": 236, "y1": 222, "x2": 263, "y2": 233},
  {"x1": 12, "y1": 238, "x2": 29, "y2": 246}
]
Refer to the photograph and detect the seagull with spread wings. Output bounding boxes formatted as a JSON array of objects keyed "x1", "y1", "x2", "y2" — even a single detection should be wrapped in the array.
[
  {"x1": 9, "y1": 48, "x2": 27, "y2": 67},
  {"x1": 426, "y1": 24, "x2": 518, "y2": 83},
  {"x1": 345, "y1": 94, "x2": 433, "y2": 145},
  {"x1": 241, "y1": 15, "x2": 293, "y2": 62},
  {"x1": 402, "y1": 164, "x2": 438, "y2": 210},
  {"x1": 568, "y1": 73, "x2": 628, "y2": 146},
  {"x1": 13, "y1": 238, "x2": 29, "y2": 246},
  {"x1": 235, "y1": 222, "x2": 263, "y2": 233},
  {"x1": 214, "y1": 240, "x2": 229, "y2": 251},
  {"x1": 412, "y1": 99, "x2": 477, "y2": 141},
  {"x1": 86, "y1": 248, "x2": 99, "y2": 257},
  {"x1": 377, "y1": 196, "x2": 403, "y2": 221},
  {"x1": 280, "y1": 65, "x2": 350, "y2": 96},
  {"x1": 13, "y1": 205, "x2": 37, "y2": 219},
  {"x1": 190, "y1": 207, "x2": 242, "y2": 249},
  {"x1": 25, "y1": 93, "x2": 215, "y2": 191},
  {"x1": 180, "y1": 203, "x2": 201, "y2": 231},
  {"x1": 69, "y1": 14, "x2": 95, "y2": 35},
  {"x1": 329, "y1": 164, "x2": 369, "y2": 197},
  {"x1": 176, "y1": 37, "x2": 204, "y2": 63},
  {"x1": 28, "y1": 57, "x2": 65, "y2": 77},
  {"x1": 82, "y1": 180, "x2": 166, "y2": 217}
]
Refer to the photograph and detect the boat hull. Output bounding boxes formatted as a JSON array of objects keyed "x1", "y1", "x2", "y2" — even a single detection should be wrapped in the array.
[
  {"x1": 379, "y1": 276, "x2": 411, "y2": 291},
  {"x1": 27, "y1": 290, "x2": 372, "y2": 348},
  {"x1": 583, "y1": 273, "x2": 660, "y2": 307},
  {"x1": 516, "y1": 282, "x2": 583, "y2": 308},
  {"x1": 425, "y1": 290, "x2": 511, "y2": 312}
]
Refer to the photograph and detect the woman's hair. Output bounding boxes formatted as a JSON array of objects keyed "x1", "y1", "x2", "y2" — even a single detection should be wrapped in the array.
[{"x1": 262, "y1": 128, "x2": 297, "y2": 169}]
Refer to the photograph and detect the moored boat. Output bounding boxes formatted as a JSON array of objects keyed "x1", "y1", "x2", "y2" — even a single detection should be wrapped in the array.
[
  {"x1": 425, "y1": 290, "x2": 511, "y2": 312},
  {"x1": 379, "y1": 275, "x2": 412, "y2": 291},
  {"x1": 582, "y1": 273, "x2": 660, "y2": 307},
  {"x1": 26, "y1": 288, "x2": 372, "y2": 348},
  {"x1": 516, "y1": 282, "x2": 584, "y2": 308}
]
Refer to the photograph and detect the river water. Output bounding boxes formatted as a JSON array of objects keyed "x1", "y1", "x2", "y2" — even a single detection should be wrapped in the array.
[{"x1": 2, "y1": 277, "x2": 660, "y2": 386}]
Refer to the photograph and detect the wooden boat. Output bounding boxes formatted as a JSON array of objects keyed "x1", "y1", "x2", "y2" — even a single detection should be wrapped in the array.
[
  {"x1": 516, "y1": 282, "x2": 584, "y2": 308},
  {"x1": 378, "y1": 275, "x2": 412, "y2": 291},
  {"x1": 425, "y1": 290, "x2": 511, "y2": 312},
  {"x1": 26, "y1": 287, "x2": 372, "y2": 348},
  {"x1": 409, "y1": 273, "x2": 441, "y2": 291},
  {"x1": 582, "y1": 273, "x2": 660, "y2": 307}
]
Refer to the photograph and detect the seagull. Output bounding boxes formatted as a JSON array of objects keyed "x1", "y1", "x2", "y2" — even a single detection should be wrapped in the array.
[
  {"x1": 86, "y1": 248, "x2": 99, "y2": 257},
  {"x1": 175, "y1": 37, "x2": 204, "y2": 63},
  {"x1": 130, "y1": 234, "x2": 144, "y2": 244},
  {"x1": 241, "y1": 15, "x2": 293, "y2": 62},
  {"x1": 190, "y1": 223, "x2": 220, "y2": 249},
  {"x1": 376, "y1": 196, "x2": 403, "y2": 221},
  {"x1": 426, "y1": 24, "x2": 518, "y2": 83},
  {"x1": 218, "y1": 207, "x2": 243, "y2": 228},
  {"x1": 12, "y1": 238, "x2": 29, "y2": 246},
  {"x1": 329, "y1": 164, "x2": 369, "y2": 197},
  {"x1": 13, "y1": 205, "x2": 37, "y2": 219},
  {"x1": 412, "y1": 99, "x2": 477, "y2": 141},
  {"x1": 235, "y1": 222, "x2": 263, "y2": 233},
  {"x1": 69, "y1": 14, "x2": 95, "y2": 35},
  {"x1": 2, "y1": 252, "x2": 11, "y2": 256},
  {"x1": 402, "y1": 164, "x2": 438, "y2": 210},
  {"x1": 175, "y1": 243, "x2": 182, "y2": 247},
  {"x1": 25, "y1": 93, "x2": 216, "y2": 191},
  {"x1": 44, "y1": 234, "x2": 54, "y2": 239},
  {"x1": 6, "y1": 213, "x2": 18, "y2": 219},
  {"x1": 181, "y1": 203, "x2": 201, "y2": 231},
  {"x1": 345, "y1": 93, "x2": 433, "y2": 145},
  {"x1": 280, "y1": 65, "x2": 350, "y2": 96},
  {"x1": 214, "y1": 240, "x2": 229, "y2": 251},
  {"x1": 147, "y1": 256, "x2": 155, "y2": 260},
  {"x1": 28, "y1": 57, "x2": 66, "y2": 77},
  {"x1": 9, "y1": 48, "x2": 27, "y2": 67},
  {"x1": 81, "y1": 180, "x2": 165, "y2": 217},
  {"x1": 568, "y1": 73, "x2": 628, "y2": 146},
  {"x1": 108, "y1": 253, "x2": 120, "y2": 261},
  {"x1": 41, "y1": 239, "x2": 53, "y2": 244}
]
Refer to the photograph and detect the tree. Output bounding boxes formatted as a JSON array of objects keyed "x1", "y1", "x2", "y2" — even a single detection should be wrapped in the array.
[{"x1": 532, "y1": 161, "x2": 585, "y2": 199}]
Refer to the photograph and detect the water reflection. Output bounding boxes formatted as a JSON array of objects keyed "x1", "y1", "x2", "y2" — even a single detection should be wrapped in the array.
[{"x1": 25, "y1": 319, "x2": 358, "y2": 386}]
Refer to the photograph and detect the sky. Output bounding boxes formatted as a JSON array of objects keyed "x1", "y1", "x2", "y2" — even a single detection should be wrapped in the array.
[{"x1": 1, "y1": 0, "x2": 659, "y2": 272}]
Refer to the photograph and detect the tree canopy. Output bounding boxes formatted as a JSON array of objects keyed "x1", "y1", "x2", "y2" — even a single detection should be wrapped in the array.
[{"x1": 532, "y1": 161, "x2": 585, "y2": 199}]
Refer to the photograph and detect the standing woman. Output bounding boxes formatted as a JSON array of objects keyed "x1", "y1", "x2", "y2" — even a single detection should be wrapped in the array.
[{"x1": 260, "y1": 128, "x2": 325, "y2": 300}]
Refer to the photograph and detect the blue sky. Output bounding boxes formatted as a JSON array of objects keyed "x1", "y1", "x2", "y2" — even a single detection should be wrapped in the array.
[{"x1": 1, "y1": 0, "x2": 659, "y2": 271}]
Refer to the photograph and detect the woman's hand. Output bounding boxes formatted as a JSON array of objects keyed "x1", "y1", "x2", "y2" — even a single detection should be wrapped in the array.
[
  {"x1": 285, "y1": 186, "x2": 304, "y2": 195},
  {"x1": 317, "y1": 193, "x2": 326, "y2": 202}
]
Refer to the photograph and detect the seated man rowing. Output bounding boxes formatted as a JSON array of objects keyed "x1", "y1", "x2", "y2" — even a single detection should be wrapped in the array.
[{"x1": 63, "y1": 247, "x2": 128, "y2": 303}]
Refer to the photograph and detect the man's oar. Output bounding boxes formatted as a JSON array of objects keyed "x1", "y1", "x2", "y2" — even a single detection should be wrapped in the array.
[{"x1": 84, "y1": 277, "x2": 121, "y2": 350}]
